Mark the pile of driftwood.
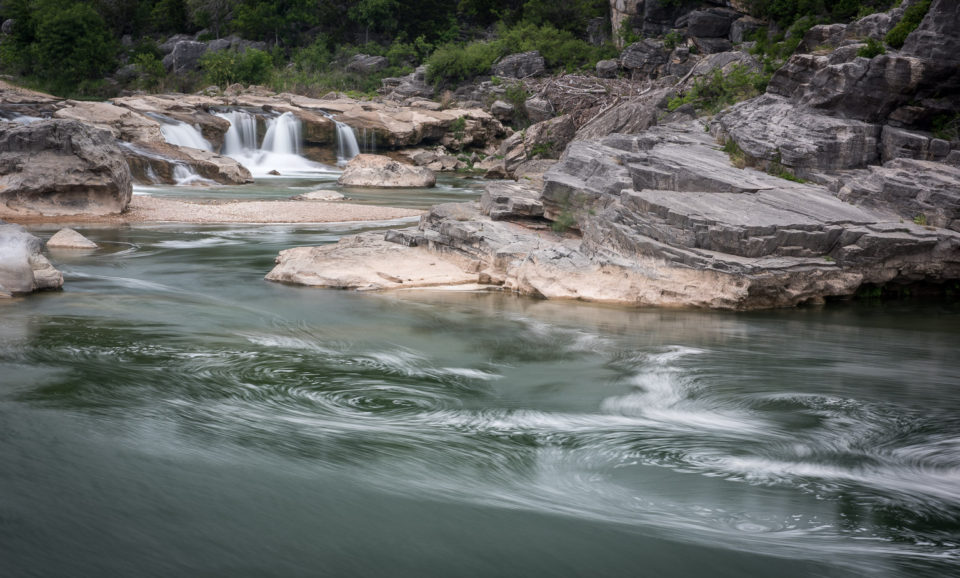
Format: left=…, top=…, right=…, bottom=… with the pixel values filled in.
left=523, top=74, right=654, bottom=127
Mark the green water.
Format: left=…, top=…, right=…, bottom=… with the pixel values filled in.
left=2, top=182, right=959, bottom=577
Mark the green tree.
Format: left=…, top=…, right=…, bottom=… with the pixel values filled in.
left=34, top=1, right=117, bottom=92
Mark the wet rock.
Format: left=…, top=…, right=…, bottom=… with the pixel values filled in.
left=0, top=120, right=132, bottom=217
left=338, top=154, right=436, bottom=188
left=0, top=223, right=63, bottom=296
left=492, top=51, right=546, bottom=79
left=46, top=228, right=98, bottom=249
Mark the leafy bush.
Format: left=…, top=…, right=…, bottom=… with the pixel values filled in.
left=426, top=22, right=615, bottom=87
left=885, top=0, right=931, bottom=48
left=32, top=1, right=117, bottom=93
left=201, top=48, right=273, bottom=88
left=857, top=37, right=886, bottom=58
left=668, top=64, right=770, bottom=115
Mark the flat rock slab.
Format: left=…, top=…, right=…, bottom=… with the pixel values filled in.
left=46, top=228, right=98, bottom=249
left=266, top=232, right=478, bottom=290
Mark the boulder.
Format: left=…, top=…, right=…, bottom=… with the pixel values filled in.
left=337, top=154, right=436, bottom=188
left=730, top=16, right=765, bottom=44
left=492, top=51, right=546, bottom=79
left=489, top=100, right=514, bottom=121
left=46, top=228, right=98, bottom=249
left=380, top=66, right=434, bottom=99
left=480, top=181, right=544, bottom=220
left=524, top=97, right=554, bottom=124
left=715, top=94, right=881, bottom=171
left=499, top=115, right=576, bottom=175
left=346, top=54, right=389, bottom=74
left=686, top=9, right=737, bottom=39
left=596, top=59, right=619, bottom=78
left=620, top=39, right=669, bottom=79
left=881, top=125, right=958, bottom=163
left=0, top=223, right=63, bottom=296
left=0, top=120, right=133, bottom=217
left=161, top=41, right=207, bottom=74
left=691, top=37, right=734, bottom=54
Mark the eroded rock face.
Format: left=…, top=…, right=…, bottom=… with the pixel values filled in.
left=0, top=223, right=63, bottom=296
left=0, top=120, right=132, bottom=217
left=337, top=154, right=436, bottom=188
left=269, top=121, right=960, bottom=310
left=492, top=51, right=546, bottom=79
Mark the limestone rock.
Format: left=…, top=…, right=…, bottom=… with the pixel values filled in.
left=266, top=232, right=478, bottom=290
left=291, top=190, right=345, bottom=201
left=730, top=16, right=765, bottom=44
left=489, top=100, right=514, bottom=121
left=715, top=94, right=881, bottom=171
left=0, top=120, right=133, bottom=217
left=837, top=159, right=960, bottom=231
left=346, top=54, right=389, bottom=74
left=0, top=223, right=63, bottom=296
left=492, top=51, right=546, bottom=79
left=686, top=9, right=737, bottom=39
left=161, top=41, right=207, bottom=74
left=881, top=125, right=958, bottom=163
left=380, top=66, right=434, bottom=100
left=338, top=154, right=436, bottom=188
left=620, top=39, right=669, bottom=79
left=481, top=181, right=544, bottom=220
left=524, top=97, right=554, bottom=124
left=596, top=59, right=619, bottom=78
left=46, top=228, right=98, bottom=249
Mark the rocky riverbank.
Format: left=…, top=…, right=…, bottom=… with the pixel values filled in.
left=267, top=1, right=960, bottom=309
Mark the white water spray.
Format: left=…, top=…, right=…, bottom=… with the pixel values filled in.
left=214, top=110, right=332, bottom=177
left=161, top=121, right=213, bottom=151
left=335, top=122, right=360, bottom=166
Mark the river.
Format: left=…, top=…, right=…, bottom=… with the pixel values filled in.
left=1, top=177, right=958, bottom=577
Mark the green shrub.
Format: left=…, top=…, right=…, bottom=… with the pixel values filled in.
left=932, top=113, right=960, bottom=141
left=857, top=37, right=886, bottom=58
left=33, top=1, right=117, bottom=93
left=885, top=0, right=931, bottom=48
left=201, top=48, right=273, bottom=88
left=668, top=64, right=769, bottom=115
left=426, top=41, right=501, bottom=86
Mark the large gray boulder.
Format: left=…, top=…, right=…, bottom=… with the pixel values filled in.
left=0, top=120, right=132, bottom=217
left=380, top=66, right=434, bottom=100
left=161, top=41, right=208, bottom=75
left=0, top=223, right=63, bottom=297
left=346, top=54, right=389, bottom=74
left=685, top=9, right=737, bottom=38
left=714, top=94, right=881, bottom=171
left=492, top=51, right=546, bottom=79
left=620, top=39, right=669, bottom=79
left=337, top=154, right=436, bottom=188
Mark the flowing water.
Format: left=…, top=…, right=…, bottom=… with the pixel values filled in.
left=2, top=177, right=960, bottom=577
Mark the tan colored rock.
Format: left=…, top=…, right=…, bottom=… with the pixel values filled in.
left=292, top=190, right=345, bottom=201
left=0, top=223, right=63, bottom=295
left=0, top=120, right=132, bottom=217
left=47, top=228, right=98, bottom=249
left=54, top=100, right=166, bottom=144
left=338, top=154, right=436, bottom=188
left=266, top=232, right=477, bottom=290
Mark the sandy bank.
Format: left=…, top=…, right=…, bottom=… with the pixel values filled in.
left=0, top=195, right=424, bottom=225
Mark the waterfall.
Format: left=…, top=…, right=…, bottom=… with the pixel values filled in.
left=172, top=164, right=213, bottom=186
left=216, top=111, right=259, bottom=155
left=262, top=112, right=302, bottom=156
left=214, top=110, right=331, bottom=177
left=160, top=121, right=212, bottom=151
left=335, top=121, right=360, bottom=166
left=360, top=127, right=376, bottom=154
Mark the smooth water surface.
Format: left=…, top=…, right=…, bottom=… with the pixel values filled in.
left=2, top=187, right=959, bottom=577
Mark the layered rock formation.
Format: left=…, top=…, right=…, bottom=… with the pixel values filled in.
left=0, top=222, right=62, bottom=297
left=338, top=154, right=436, bottom=188
left=268, top=121, right=960, bottom=309
left=0, top=120, right=132, bottom=217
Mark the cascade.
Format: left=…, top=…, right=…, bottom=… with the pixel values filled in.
left=360, top=127, right=376, bottom=154
left=216, top=111, right=259, bottom=155
left=172, top=163, right=212, bottom=186
left=335, top=121, right=360, bottom=165
left=160, top=120, right=212, bottom=151
left=214, top=110, right=331, bottom=177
